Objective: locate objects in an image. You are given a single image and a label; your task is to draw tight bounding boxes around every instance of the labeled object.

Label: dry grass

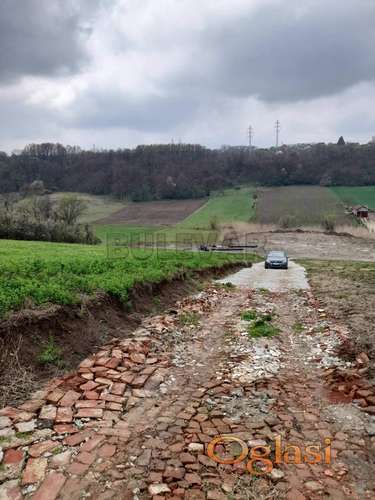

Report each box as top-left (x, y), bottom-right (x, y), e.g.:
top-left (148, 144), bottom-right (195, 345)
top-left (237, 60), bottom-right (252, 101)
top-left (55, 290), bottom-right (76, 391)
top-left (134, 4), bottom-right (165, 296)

top-left (0, 335), bottom-right (38, 407)
top-left (228, 475), bottom-right (284, 499)
top-left (335, 224), bottom-right (375, 239)
top-left (220, 221), bottom-right (375, 241)
top-left (222, 222), bottom-right (278, 235)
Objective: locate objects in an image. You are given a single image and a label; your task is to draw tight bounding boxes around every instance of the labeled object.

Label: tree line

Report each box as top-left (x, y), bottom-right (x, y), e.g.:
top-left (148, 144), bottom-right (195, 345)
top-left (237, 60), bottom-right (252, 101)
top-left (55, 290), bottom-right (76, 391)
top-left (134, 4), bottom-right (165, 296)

top-left (0, 140), bottom-right (374, 201)
top-left (0, 194), bottom-right (99, 244)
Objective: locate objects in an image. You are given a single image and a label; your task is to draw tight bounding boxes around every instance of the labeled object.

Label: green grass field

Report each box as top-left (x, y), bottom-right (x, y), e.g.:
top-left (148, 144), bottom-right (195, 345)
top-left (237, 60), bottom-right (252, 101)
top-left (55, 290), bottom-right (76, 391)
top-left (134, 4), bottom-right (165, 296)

top-left (94, 224), bottom-right (158, 243)
top-left (93, 187), bottom-right (255, 244)
top-left (330, 186), bottom-right (375, 210)
top-left (179, 187), bottom-right (255, 229)
top-left (0, 239), bottom-right (256, 318)
top-left (256, 186), bottom-right (352, 226)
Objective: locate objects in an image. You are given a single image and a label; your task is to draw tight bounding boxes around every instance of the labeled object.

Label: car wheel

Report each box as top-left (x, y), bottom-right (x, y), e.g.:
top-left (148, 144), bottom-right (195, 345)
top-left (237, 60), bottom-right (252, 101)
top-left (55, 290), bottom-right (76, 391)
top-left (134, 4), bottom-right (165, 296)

top-left (265, 263), bottom-right (268, 269)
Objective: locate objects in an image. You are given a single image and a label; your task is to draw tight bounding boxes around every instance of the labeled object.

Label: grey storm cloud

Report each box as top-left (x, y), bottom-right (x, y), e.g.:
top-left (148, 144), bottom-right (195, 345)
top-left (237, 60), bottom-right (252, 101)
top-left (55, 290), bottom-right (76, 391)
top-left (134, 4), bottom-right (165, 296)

top-left (1, 0), bottom-right (375, 150)
top-left (68, 90), bottom-right (200, 132)
top-left (0, 0), bottom-right (101, 82)
top-left (0, 96), bottom-right (54, 138)
top-left (173, 0), bottom-right (375, 103)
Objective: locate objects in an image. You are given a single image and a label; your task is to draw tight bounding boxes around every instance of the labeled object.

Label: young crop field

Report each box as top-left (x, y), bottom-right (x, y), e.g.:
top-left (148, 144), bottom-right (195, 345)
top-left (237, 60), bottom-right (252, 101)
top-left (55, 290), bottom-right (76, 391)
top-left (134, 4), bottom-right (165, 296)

top-left (255, 186), bottom-right (353, 226)
top-left (94, 224), bottom-right (158, 244)
top-left (177, 187), bottom-right (255, 229)
top-left (93, 187), bottom-right (255, 244)
top-left (0, 239), bottom-right (257, 318)
top-left (94, 223), bottom-right (216, 247)
top-left (330, 186), bottom-right (375, 210)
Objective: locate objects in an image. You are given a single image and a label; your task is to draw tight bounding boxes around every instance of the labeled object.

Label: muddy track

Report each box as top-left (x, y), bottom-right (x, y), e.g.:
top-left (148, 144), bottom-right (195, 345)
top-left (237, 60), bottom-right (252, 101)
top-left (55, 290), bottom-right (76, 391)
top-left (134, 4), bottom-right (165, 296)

top-left (0, 266), bottom-right (374, 499)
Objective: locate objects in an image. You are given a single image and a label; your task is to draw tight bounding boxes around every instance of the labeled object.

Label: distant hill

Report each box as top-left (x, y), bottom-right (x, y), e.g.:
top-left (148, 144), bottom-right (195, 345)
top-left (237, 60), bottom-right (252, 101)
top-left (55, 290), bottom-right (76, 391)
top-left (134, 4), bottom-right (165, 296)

top-left (1, 142), bottom-right (375, 201)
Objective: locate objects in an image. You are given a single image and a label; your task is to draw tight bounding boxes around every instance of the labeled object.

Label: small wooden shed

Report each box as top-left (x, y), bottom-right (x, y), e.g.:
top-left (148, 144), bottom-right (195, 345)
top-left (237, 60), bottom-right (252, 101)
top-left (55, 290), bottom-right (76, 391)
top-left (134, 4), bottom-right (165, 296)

top-left (352, 205), bottom-right (369, 218)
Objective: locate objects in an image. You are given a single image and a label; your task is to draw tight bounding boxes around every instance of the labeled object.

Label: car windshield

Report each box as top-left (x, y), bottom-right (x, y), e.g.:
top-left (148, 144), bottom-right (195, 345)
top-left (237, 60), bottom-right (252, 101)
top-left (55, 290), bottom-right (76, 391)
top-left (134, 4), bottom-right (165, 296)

top-left (269, 252), bottom-right (285, 258)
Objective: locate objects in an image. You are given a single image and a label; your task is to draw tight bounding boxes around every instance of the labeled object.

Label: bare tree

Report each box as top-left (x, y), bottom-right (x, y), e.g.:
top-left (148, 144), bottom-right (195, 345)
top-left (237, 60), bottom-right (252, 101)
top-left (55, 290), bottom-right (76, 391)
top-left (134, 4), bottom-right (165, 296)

top-left (56, 196), bottom-right (87, 225)
top-left (18, 196), bottom-right (53, 222)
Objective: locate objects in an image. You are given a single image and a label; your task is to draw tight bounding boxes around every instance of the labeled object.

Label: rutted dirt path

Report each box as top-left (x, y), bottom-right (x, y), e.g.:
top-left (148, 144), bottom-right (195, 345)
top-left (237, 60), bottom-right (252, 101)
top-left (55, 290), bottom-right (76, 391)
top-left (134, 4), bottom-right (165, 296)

top-left (1, 267), bottom-right (375, 499)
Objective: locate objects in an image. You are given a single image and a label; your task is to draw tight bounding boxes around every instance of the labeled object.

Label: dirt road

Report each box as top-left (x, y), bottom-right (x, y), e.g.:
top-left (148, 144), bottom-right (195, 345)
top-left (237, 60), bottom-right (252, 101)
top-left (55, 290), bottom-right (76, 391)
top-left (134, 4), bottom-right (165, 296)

top-left (237, 231), bottom-right (375, 262)
top-left (217, 261), bottom-right (310, 291)
top-left (1, 267), bottom-right (374, 499)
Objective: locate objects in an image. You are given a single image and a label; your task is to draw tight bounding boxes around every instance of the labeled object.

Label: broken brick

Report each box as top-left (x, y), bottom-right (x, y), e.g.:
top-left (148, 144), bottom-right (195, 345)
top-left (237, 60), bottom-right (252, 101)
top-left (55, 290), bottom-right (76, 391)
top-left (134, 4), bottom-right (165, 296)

top-left (33, 472), bottom-right (66, 500)
top-left (75, 408), bottom-right (103, 418)
top-left (97, 444), bottom-right (116, 458)
top-left (22, 458), bottom-right (48, 485)
top-left (56, 407), bottom-right (73, 423)
top-left (58, 390), bottom-right (81, 407)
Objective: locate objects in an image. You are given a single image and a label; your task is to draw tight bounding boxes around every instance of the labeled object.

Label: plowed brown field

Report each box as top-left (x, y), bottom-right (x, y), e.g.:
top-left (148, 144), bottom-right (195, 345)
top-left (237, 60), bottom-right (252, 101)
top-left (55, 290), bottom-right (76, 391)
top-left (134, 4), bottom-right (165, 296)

top-left (97, 199), bottom-right (206, 226)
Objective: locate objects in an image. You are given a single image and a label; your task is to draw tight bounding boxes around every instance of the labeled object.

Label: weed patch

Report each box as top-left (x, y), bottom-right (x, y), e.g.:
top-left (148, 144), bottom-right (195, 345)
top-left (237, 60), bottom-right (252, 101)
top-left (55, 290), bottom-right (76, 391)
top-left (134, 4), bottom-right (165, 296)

top-left (293, 322), bottom-right (304, 333)
top-left (241, 309), bottom-right (257, 321)
top-left (220, 282), bottom-right (236, 290)
top-left (52, 446), bottom-right (63, 455)
top-left (248, 319), bottom-right (279, 339)
top-left (178, 311), bottom-right (200, 327)
top-left (15, 431), bottom-right (33, 439)
top-left (37, 336), bottom-right (63, 366)
top-left (241, 309), bottom-right (279, 339)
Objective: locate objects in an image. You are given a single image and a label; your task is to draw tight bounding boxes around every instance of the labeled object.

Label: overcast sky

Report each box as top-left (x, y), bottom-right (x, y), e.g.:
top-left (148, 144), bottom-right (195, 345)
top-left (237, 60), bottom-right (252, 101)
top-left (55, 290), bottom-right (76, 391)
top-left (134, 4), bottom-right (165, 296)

top-left (1, 0), bottom-right (375, 152)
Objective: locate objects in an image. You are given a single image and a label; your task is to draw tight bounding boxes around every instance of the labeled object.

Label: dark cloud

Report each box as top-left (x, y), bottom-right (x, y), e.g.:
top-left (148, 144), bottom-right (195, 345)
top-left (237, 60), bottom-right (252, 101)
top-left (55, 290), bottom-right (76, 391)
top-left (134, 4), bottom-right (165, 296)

top-left (174, 0), bottom-right (375, 102)
top-left (68, 89), bottom-right (200, 132)
top-left (1, 0), bottom-right (375, 149)
top-left (0, 95), bottom-right (57, 151)
top-left (0, 0), bottom-right (100, 82)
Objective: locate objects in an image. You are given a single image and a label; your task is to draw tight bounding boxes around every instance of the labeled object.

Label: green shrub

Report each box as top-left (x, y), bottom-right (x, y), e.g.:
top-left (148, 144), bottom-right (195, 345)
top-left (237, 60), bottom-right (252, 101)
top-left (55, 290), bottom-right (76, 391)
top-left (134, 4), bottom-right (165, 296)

top-left (209, 216), bottom-right (219, 230)
top-left (0, 215), bottom-right (100, 245)
top-left (321, 215), bottom-right (336, 232)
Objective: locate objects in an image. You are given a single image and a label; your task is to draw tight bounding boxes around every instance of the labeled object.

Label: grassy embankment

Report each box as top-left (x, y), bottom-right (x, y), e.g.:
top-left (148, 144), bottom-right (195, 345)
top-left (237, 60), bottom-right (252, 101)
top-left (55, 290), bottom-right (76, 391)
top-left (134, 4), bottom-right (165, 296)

top-left (0, 239), bottom-right (258, 319)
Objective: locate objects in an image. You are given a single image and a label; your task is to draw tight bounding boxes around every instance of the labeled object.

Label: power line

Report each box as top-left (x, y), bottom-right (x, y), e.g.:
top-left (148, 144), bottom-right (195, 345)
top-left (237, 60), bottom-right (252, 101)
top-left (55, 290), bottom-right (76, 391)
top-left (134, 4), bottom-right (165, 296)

top-left (248, 125), bottom-right (254, 151)
top-left (275, 120), bottom-right (281, 148)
